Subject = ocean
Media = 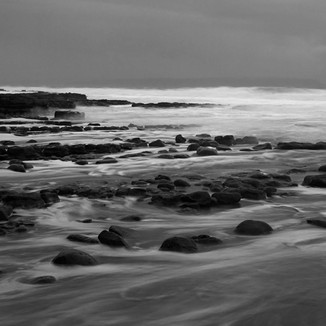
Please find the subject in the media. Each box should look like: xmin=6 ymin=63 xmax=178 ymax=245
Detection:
xmin=1 ymin=86 xmax=326 ymax=325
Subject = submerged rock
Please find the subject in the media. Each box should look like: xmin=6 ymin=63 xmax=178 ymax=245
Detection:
xmin=120 ymin=215 xmax=142 ymax=222
xmin=159 ymin=236 xmax=198 ymax=253
xmin=8 ymin=164 xmax=26 ymax=173
xmin=52 ymin=249 xmax=98 ymax=266
xmin=67 ymin=234 xmax=99 ymax=244
xmin=235 ymin=220 xmax=273 ymax=235
xmin=29 ymin=276 xmax=57 ymax=285
xmin=191 ymin=235 xmax=223 ymax=245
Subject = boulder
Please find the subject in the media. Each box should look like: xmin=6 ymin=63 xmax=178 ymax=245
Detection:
xmin=196 ymin=146 xmax=218 ymax=156
xmin=40 ymin=190 xmax=60 ymax=205
xmin=235 ymin=220 xmax=273 ymax=235
xmin=186 ymin=191 xmax=212 ymax=207
xmin=67 ymin=234 xmax=99 ymax=244
xmin=191 ymin=235 xmax=223 ymax=245
xmin=95 ymin=158 xmax=118 ymax=164
xmin=109 ymin=225 xmax=133 ymax=237
xmin=175 ymin=134 xmax=186 ymax=143
xmin=302 ymin=175 xmax=326 ymax=188
xmin=306 ymin=219 xmax=326 ymax=228
xmin=0 ymin=205 xmax=13 ymax=221
xmin=149 ymin=140 xmax=165 ymax=147
xmin=187 ymin=143 xmax=200 ymax=151
xmin=174 ymin=179 xmax=191 ymax=187
xmin=235 ymin=136 xmax=259 ymax=145
xmin=98 ymin=230 xmax=129 ymax=248
xmin=8 ymin=164 xmax=26 ymax=173
xmin=2 ymin=192 xmax=46 ymax=209
xmin=174 ymin=154 xmax=190 ymax=159
xmin=214 ymin=135 xmax=235 ymax=146
xmin=52 ymin=249 xmax=98 ymax=266
xmin=159 ymin=236 xmax=198 ymax=253
xmin=318 ymin=165 xmax=326 ymax=172
xmin=212 ymin=192 xmax=241 ymax=205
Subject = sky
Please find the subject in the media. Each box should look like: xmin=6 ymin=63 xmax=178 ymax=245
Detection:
xmin=0 ymin=0 xmax=326 ymax=88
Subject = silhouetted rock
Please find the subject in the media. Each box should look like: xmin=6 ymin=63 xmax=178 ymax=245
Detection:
xmin=149 ymin=139 xmax=165 ymax=147
xmin=318 ymin=165 xmax=326 ymax=172
xmin=191 ymin=235 xmax=223 ymax=245
xmin=0 ymin=205 xmax=13 ymax=221
xmin=235 ymin=220 xmax=273 ymax=235
xmin=175 ymin=134 xmax=186 ymax=143
xmin=306 ymin=219 xmax=326 ymax=228
xmin=196 ymin=146 xmax=218 ymax=156
xmin=187 ymin=143 xmax=200 ymax=151
xmin=52 ymin=249 xmax=98 ymax=266
xmin=276 ymin=142 xmax=326 ymax=150
xmin=212 ymin=192 xmax=241 ymax=205
xmin=109 ymin=225 xmax=134 ymax=237
xmin=174 ymin=179 xmax=191 ymax=187
xmin=8 ymin=164 xmax=26 ymax=173
xmin=2 ymin=192 xmax=46 ymax=209
xmin=67 ymin=234 xmax=99 ymax=244
xmin=253 ymin=143 xmax=273 ymax=150
xmin=235 ymin=136 xmax=259 ymax=145
xmin=214 ymin=135 xmax=235 ymax=146
xmin=40 ymin=190 xmax=60 ymax=205
xmin=160 ymin=236 xmax=198 ymax=253
xmin=302 ymin=175 xmax=326 ymax=188
xmin=95 ymin=158 xmax=118 ymax=164
xmin=98 ymin=230 xmax=129 ymax=248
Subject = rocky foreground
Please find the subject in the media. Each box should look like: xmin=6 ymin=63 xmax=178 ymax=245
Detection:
xmin=1 ymin=91 xmax=326 ymax=284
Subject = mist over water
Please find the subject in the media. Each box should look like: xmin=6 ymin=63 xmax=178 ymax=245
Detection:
xmin=1 ymin=86 xmax=326 ymax=325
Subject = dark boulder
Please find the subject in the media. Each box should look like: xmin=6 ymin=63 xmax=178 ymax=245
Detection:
xmin=175 ymin=134 xmax=186 ymax=143
xmin=302 ymin=175 xmax=326 ymax=188
xmin=159 ymin=236 xmax=198 ymax=253
xmin=149 ymin=139 xmax=165 ymax=147
xmin=8 ymin=164 xmax=26 ymax=173
xmin=174 ymin=153 xmax=190 ymax=159
xmin=0 ymin=205 xmax=13 ymax=221
xmin=187 ymin=143 xmax=200 ymax=151
xmin=75 ymin=160 xmax=88 ymax=165
xmin=98 ymin=230 xmax=129 ymax=248
xmin=54 ymin=110 xmax=85 ymax=120
xmin=239 ymin=188 xmax=266 ymax=200
xmin=109 ymin=225 xmax=134 ymax=237
xmin=52 ymin=249 xmax=98 ymax=266
xmin=235 ymin=220 xmax=273 ymax=235
xmin=212 ymin=192 xmax=241 ymax=205
xmin=67 ymin=234 xmax=99 ymax=244
xmin=235 ymin=136 xmax=259 ymax=145
xmin=191 ymin=235 xmax=223 ymax=245
xmin=187 ymin=191 xmax=212 ymax=207
xmin=42 ymin=144 xmax=69 ymax=158
xmin=40 ymin=190 xmax=60 ymax=205
xmin=196 ymin=146 xmax=218 ymax=156
xmin=174 ymin=179 xmax=191 ymax=187
xmin=120 ymin=215 xmax=142 ymax=222
xmin=318 ymin=165 xmax=326 ymax=172
xmin=306 ymin=219 xmax=326 ymax=228
xmin=2 ymin=192 xmax=46 ymax=209
xmin=214 ymin=135 xmax=235 ymax=146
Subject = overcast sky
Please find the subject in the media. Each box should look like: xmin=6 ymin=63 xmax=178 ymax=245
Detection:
xmin=1 ymin=0 xmax=325 ymax=88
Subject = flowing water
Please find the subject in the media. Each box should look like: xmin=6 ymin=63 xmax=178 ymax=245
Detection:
xmin=1 ymin=86 xmax=326 ymax=325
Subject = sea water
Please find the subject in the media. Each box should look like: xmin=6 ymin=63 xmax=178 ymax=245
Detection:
xmin=1 ymin=86 xmax=326 ymax=325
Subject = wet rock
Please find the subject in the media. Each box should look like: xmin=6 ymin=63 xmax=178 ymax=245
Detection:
xmin=52 ymin=249 xmax=98 ymax=266
xmin=276 ymin=142 xmax=326 ymax=150
xmin=40 ymin=190 xmax=60 ymax=205
xmin=158 ymin=154 xmax=174 ymax=159
xmin=214 ymin=135 xmax=235 ymax=146
xmin=8 ymin=164 xmax=26 ymax=173
xmin=120 ymin=215 xmax=142 ymax=222
xmin=95 ymin=158 xmax=118 ymax=164
xmin=209 ymin=182 xmax=223 ymax=192
xmin=75 ymin=160 xmax=88 ymax=165
xmin=23 ymin=162 xmax=34 ymax=170
xmin=249 ymin=172 xmax=271 ymax=180
xmin=302 ymin=175 xmax=326 ymax=188
xmin=191 ymin=235 xmax=223 ymax=245
xmin=187 ymin=191 xmax=212 ymax=207
xmin=306 ymin=219 xmax=326 ymax=228
xmin=54 ymin=110 xmax=85 ymax=120
xmin=115 ymin=187 xmax=147 ymax=197
xmin=174 ymin=179 xmax=191 ymax=187
xmin=2 ymin=192 xmax=46 ymax=209
xmin=30 ymin=276 xmax=57 ymax=284
xmin=187 ymin=143 xmax=200 ymax=151
xmin=264 ymin=186 xmax=277 ymax=197
xmin=67 ymin=234 xmax=99 ymax=244
xmin=239 ymin=188 xmax=266 ymax=200
xmin=175 ymin=134 xmax=186 ymax=143
xmin=253 ymin=143 xmax=273 ymax=150
xmin=212 ymin=192 xmax=241 ymax=205
xmin=160 ymin=236 xmax=198 ymax=253
xmin=0 ymin=205 xmax=13 ymax=221
xmin=0 ymin=140 xmax=15 ymax=146
xmin=26 ymin=139 xmax=37 ymax=143
xmin=235 ymin=220 xmax=273 ymax=235
xmin=318 ymin=165 xmax=326 ymax=172
xmin=196 ymin=146 xmax=218 ymax=156
xmin=42 ymin=144 xmax=69 ymax=158
xmin=157 ymin=182 xmax=175 ymax=191
xmin=155 ymin=174 xmax=171 ymax=181
xmin=149 ymin=139 xmax=165 ymax=147
xmin=271 ymin=174 xmax=292 ymax=182
xmin=98 ymin=230 xmax=129 ymax=248
xmin=174 ymin=154 xmax=190 ymax=159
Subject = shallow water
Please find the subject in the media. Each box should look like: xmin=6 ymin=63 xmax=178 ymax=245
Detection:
xmin=1 ymin=86 xmax=326 ymax=325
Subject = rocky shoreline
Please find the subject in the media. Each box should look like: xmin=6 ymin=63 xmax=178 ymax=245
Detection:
xmin=1 ymin=90 xmax=326 ymax=280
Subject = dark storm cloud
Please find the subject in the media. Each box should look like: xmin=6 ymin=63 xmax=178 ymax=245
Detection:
xmin=0 ymin=0 xmax=325 ymax=87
